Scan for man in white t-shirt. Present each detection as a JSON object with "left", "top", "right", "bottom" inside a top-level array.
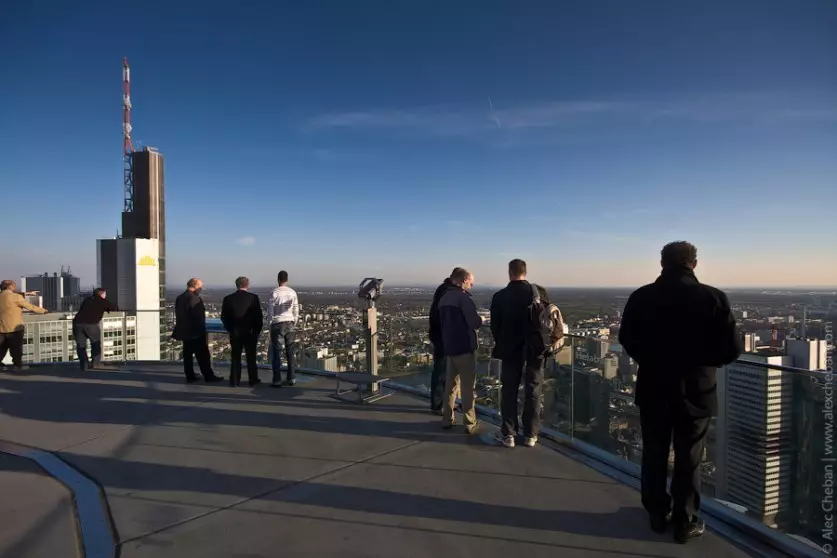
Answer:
[{"left": 267, "top": 270, "right": 299, "bottom": 387}]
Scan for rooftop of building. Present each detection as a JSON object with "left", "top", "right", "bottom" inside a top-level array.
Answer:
[{"left": 0, "top": 363, "right": 780, "bottom": 558}]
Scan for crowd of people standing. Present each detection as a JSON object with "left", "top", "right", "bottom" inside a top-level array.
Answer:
[
  {"left": 427, "top": 242, "right": 742, "bottom": 544},
  {"left": 3, "top": 241, "right": 743, "bottom": 544}
]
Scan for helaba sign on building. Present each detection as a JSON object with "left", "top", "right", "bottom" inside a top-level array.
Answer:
[{"left": 138, "top": 255, "right": 157, "bottom": 267}]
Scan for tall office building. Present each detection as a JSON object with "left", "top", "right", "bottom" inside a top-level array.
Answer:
[
  {"left": 722, "top": 353, "right": 794, "bottom": 526},
  {"left": 122, "top": 147, "right": 166, "bottom": 307},
  {"left": 786, "top": 339, "right": 828, "bottom": 371},
  {"left": 19, "top": 268, "right": 81, "bottom": 311},
  {"left": 790, "top": 340, "right": 830, "bottom": 543},
  {"left": 96, "top": 238, "right": 161, "bottom": 360}
]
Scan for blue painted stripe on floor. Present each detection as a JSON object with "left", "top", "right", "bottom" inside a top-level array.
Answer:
[{"left": 0, "top": 441, "right": 115, "bottom": 558}]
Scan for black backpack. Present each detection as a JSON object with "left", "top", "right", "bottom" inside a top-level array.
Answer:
[{"left": 529, "top": 283, "right": 566, "bottom": 356}]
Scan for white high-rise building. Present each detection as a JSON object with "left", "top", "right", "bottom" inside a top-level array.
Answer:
[
  {"left": 721, "top": 353, "right": 794, "bottom": 525},
  {"left": 786, "top": 339, "right": 828, "bottom": 371},
  {"left": 96, "top": 238, "right": 161, "bottom": 361}
]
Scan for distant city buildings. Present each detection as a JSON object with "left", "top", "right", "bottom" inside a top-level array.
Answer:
[
  {"left": 0, "top": 311, "right": 138, "bottom": 365},
  {"left": 716, "top": 338, "right": 829, "bottom": 528},
  {"left": 19, "top": 268, "right": 82, "bottom": 312}
]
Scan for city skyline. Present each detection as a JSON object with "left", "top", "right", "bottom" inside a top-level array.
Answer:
[{"left": 1, "top": 1, "right": 835, "bottom": 287}]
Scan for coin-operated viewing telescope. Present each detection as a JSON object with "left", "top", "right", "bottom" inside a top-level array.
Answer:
[{"left": 357, "top": 278, "right": 384, "bottom": 304}]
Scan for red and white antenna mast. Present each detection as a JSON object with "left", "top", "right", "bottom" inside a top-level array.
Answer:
[{"left": 123, "top": 57, "right": 134, "bottom": 212}]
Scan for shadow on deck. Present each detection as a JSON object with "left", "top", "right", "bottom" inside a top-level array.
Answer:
[{"left": 0, "top": 363, "right": 769, "bottom": 558}]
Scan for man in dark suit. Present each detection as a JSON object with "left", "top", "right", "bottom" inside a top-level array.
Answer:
[
  {"left": 173, "top": 277, "right": 224, "bottom": 384},
  {"left": 221, "top": 276, "right": 263, "bottom": 387},
  {"left": 619, "top": 241, "right": 742, "bottom": 544}
]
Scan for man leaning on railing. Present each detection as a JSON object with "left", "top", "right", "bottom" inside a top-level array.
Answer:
[
  {"left": 0, "top": 279, "right": 47, "bottom": 371},
  {"left": 72, "top": 288, "right": 119, "bottom": 371},
  {"left": 619, "top": 241, "right": 743, "bottom": 544}
]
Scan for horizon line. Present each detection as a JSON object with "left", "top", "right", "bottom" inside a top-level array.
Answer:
[{"left": 187, "top": 284, "right": 837, "bottom": 291}]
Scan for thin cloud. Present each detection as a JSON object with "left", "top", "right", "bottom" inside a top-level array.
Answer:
[
  {"left": 236, "top": 236, "right": 256, "bottom": 246},
  {"left": 305, "top": 94, "right": 837, "bottom": 139},
  {"left": 306, "top": 101, "right": 619, "bottom": 136}
]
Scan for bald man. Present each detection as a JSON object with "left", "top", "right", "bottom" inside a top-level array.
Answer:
[{"left": 173, "top": 278, "right": 224, "bottom": 383}]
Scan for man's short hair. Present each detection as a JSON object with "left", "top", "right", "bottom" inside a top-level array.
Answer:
[
  {"left": 235, "top": 276, "right": 250, "bottom": 289},
  {"left": 0, "top": 280, "right": 15, "bottom": 291},
  {"left": 508, "top": 259, "right": 527, "bottom": 277},
  {"left": 93, "top": 288, "right": 106, "bottom": 297},
  {"left": 278, "top": 270, "right": 289, "bottom": 284},
  {"left": 661, "top": 241, "right": 698, "bottom": 269},
  {"left": 450, "top": 267, "right": 471, "bottom": 287},
  {"left": 187, "top": 278, "right": 200, "bottom": 289}
]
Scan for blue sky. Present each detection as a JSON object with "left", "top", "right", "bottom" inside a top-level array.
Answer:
[{"left": 1, "top": 0, "right": 835, "bottom": 288}]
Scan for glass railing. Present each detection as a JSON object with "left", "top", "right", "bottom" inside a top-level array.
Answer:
[{"left": 12, "top": 301, "right": 831, "bottom": 555}]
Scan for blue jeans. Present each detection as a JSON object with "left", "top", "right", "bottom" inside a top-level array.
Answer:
[{"left": 270, "top": 322, "right": 297, "bottom": 384}]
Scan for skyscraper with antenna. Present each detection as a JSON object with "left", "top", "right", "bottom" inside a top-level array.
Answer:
[
  {"left": 119, "top": 57, "right": 166, "bottom": 309},
  {"left": 96, "top": 57, "right": 164, "bottom": 360}
]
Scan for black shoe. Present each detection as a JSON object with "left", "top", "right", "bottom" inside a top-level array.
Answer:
[
  {"left": 285, "top": 379, "right": 296, "bottom": 386},
  {"left": 249, "top": 379, "right": 262, "bottom": 387},
  {"left": 230, "top": 381, "right": 240, "bottom": 387},
  {"left": 271, "top": 382, "right": 284, "bottom": 388},
  {"left": 673, "top": 517, "right": 705, "bottom": 544},
  {"left": 205, "top": 375, "right": 225, "bottom": 383},
  {"left": 186, "top": 376, "right": 200, "bottom": 384},
  {"left": 649, "top": 512, "right": 671, "bottom": 534}
]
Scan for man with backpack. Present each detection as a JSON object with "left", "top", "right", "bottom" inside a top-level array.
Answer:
[{"left": 490, "top": 259, "right": 564, "bottom": 448}]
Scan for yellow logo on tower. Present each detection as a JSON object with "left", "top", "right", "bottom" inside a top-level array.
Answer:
[{"left": 138, "top": 255, "right": 157, "bottom": 266}]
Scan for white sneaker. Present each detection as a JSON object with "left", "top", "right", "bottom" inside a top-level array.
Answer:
[
  {"left": 498, "top": 434, "right": 515, "bottom": 448},
  {"left": 523, "top": 436, "right": 538, "bottom": 447}
]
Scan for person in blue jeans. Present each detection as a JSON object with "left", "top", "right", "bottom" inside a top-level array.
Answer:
[{"left": 267, "top": 270, "right": 299, "bottom": 387}]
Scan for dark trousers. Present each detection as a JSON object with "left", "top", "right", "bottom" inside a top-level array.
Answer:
[
  {"left": 430, "top": 343, "right": 445, "bottom": 410},
  {"left": 500, "top": 354, "right": 545, "bottom": 438},
  {"left": 182, "top": 335, "right": 214, "bottom": 381},
  {"left": 0, "top": 331, "right": 24, "bottom": 367},
  {"left": 270, "top": 322, "right": 296, "bottom": 384},
  {"left": 230, "top": 333, "right": 259, "bottom": 385},
  {"left": 73, "top": 323, "right": 101, "bottom": 369},
  {"left": 640, "top": 403, "right": 710, "bottom": 523}
]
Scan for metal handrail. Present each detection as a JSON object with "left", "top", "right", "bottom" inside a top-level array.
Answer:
[{"left": 88, "top": 310, "right": 827, "bottom": 375}]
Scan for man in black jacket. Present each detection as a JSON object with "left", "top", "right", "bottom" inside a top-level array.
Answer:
[
  {"left": 173, "top": 278, "right": 224, "bottom": 383},
  {"left": 619, "top": 241, "right": 742, "bottom": 544},
  {"left": 73, "top": 288, "right": 119, "bottom": 371},
  {"left": 490, "top": 259, "right": 546, "bottom": 448},
  {"left": 428, "top": 269, "right": 463, "bottom": 413},
  {"left": 221, "top": 277, "right": 263, "bottom": 387}
]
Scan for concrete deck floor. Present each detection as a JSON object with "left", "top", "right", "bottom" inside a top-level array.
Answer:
[{"left": 0, "top": 363, "right": 774, "bottom": 558}]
